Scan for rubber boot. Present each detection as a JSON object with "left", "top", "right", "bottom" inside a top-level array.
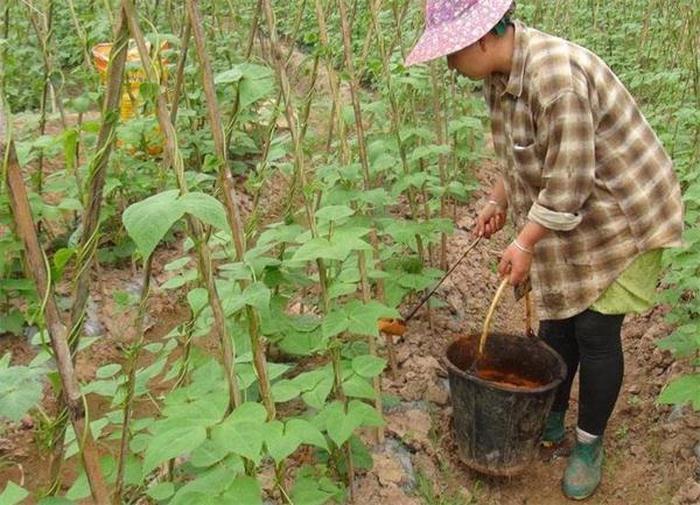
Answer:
[
  {"left": 562, "top": 437, "right": 604, "bottom": 500},
  {"left": 542, "top": 410, "right": 566, "bottom": 447}
]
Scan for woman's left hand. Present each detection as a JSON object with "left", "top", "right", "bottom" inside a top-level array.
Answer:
[{"left": 498, "top": 242, "right": 532, "bottom": 286}]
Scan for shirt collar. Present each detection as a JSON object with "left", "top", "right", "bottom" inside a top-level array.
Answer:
[{"left": 502, "top": 20, "right": 528, "bottom": 98}]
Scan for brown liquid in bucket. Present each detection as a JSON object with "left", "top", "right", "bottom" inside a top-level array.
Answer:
[
  {"left": 445, "top": 333, "right": 567, "bottom": 476},
  {"left": 474, "top": 366, "right": 547, "bottom": 390}
]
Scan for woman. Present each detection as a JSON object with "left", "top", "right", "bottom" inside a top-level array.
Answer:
[{"left": 405, "top": 0, "right": 683, "bottom": 500}]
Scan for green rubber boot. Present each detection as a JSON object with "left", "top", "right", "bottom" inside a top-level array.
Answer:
[
  {"left": 542, "top": 410, "right": 566, "bottom": 447},
  {"left": 562, "top": 437, "right": 604, "bottom": 500}
]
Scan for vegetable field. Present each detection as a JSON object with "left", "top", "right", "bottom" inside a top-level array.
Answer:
[{"left": 0, "top": 1, "right": 698, "bottom": 504}]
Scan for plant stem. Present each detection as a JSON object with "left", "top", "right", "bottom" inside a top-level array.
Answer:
[{"left": 113, "top": 254, "right": 153, "bottom": 504}]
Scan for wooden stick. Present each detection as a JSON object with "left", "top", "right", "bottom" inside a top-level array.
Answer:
[
  {"left": 186, "top": 0, "right": 275, "bottom": 421},
  {"left": 69, "top": 9, "right": 129, "bottom": 349},
  {"left": 121, "top": 0, "right": 242, "bottom": 412},
  {"left": 3, "top": 129, "right": 110, "bottom": 504},
  {"left": 47, "top": 10, "right": 129, "bottom": 491},
  {"left": 336, "top": 0, "right": 387, "bottom": 447},
  {"left": 525, "top": 291, "right": 534, "bottom": 338}
]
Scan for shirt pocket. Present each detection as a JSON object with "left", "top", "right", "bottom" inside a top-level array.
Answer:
[{"left": 511, "top": 142, "right": 543, "bottom": 190}]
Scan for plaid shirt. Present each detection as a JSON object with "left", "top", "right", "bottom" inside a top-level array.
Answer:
[{"left": 484, "top": 21, "right": 683, "bottom": 320}]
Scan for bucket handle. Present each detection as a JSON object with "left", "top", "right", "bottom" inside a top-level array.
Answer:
[{"left": 478, "top": 277, "right": 536, "bottom": 356}]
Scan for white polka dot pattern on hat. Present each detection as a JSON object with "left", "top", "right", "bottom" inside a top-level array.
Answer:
[{"left": 406, "top": 0, "right": 513, "bottom": 66}]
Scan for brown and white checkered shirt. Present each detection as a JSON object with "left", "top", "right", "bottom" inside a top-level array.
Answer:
[{"left": 484, "top": 21, "right": 683, "bottom": 320}]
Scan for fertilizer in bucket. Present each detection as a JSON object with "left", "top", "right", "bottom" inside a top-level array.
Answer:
[{"left": 443, "top": 280, "right": 567, "bottom": 476}]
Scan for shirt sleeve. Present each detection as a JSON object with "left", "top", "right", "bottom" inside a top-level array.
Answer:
[{"left": 527, "top": 91, "right": 595, "bottom": 231}]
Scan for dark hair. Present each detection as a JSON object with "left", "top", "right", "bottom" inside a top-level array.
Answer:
[{"left": 490, "top": 2, "right": 516, "bottom": 37}]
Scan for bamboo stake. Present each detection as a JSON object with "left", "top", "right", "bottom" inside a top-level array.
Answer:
[
  {"left": 121, "top": 0, "right": 242, "bottom": 412},
  {"left": 336, "top": 0, "right": 389, "bottom": 444},
  {"left": 365, "top": 0, "right": 426, "bottom": 262},
  {"left": 46, "top": 12, "right": 129, "bottom": 490},
  {"left": 430, "top": 63, "right": 449, "bottom": 271},
  {"left": 0, "top": 2, "right": 10, "bottom": 105},
  {"left": 169, "top": 19, "right": 191, "bottom": 125},
  {"left": 66, "top": 0, "right": 93, "bottom": 70},
  {"left": 186, "top": 0, "right": 275, "bottom": 421},
  {"left": 259, "top": 0, "right": 355, "bottom": 491},
  {"left": 69, "top": 11, "right": 129, "bottom": 352},
  {"left": 2, "top": 123, "right": 110, "bottom": 504},
  {"left": 27, "top": 0, "right": 56, "bottom": 195},
  {"left": 313, "top": 0, "right": 349, "bottom": 162}
]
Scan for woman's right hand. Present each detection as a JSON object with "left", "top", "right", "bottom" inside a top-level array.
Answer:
[{"left": 475, "top": 201, "right": 507, "bottom": 238}]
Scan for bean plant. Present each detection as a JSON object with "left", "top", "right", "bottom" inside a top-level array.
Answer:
[{"left": 0, "top": 0, "right": 698, "bottom": 504}]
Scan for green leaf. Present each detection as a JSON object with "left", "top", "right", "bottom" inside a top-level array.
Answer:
[
  {"left": 321, "top": 310, "right": 349, "bottom": 339},
  {"left": 0, "top": 310, "right": 25, "bottom": 336},
  {"left": 349, "top": 399, "right": 384, "bottom": 427},
  {"left": 291, "top": 237, "right": 346, "bottom": 263},
  {"left": 0, "top": 482, "right": 28, "bottom": 505},
  {"left": 351, "top": 355, "right": 387, "bottom": 379},
  {"left": 96, "top": 364, "right": 121, "bottom": 379},
  {"left": 53, "top": 247, "right": 75, "bottom": 279},
  {"left": 299, "top": 368, "right": 334, "bottom": 410},
  {"left": 241, "top": 282, "right": 271, "bottom": 311},
  {"left": 237, "top": 63, "right": 275, "bottom": 109},
  {"left": 221, "top": 476, "right": 262, "bottom": 505},
  {"left": 164, "top": 256, "right": 191, "bottom": 271},
  {"left": 179, "top": 191, "right": 228, "bottom": 231},
  {"left": 210, "top": 403, "right": 267, "bottom": 463},
  {"left": 189, "top": 439, "right": 231, "bottom": 468},
  {"left": 0, "top": 365, "right": 46, "bottom": 421},
  {"left": 345, "top": 300, "right": 400, "bottom": 337},
  {"left": 142, "top": 426, "right": 207, "bottom": 477},
  {"left": 324, "top": 401, "right": 363, "bottom": 447},
  {"left": 329, "top": 226, "right": 372, "bottom": 253},
  {"left": 263, "top": 420, "right": 303, "bottom": 463},
  {"left": 187, "top": 288, "right": 209, "bottom": 314},
  {"left": 291, "top": 473, "right": 341, "bottom": 505},
  {"left": 123, "top": 190, "right": 182, "bottom": 259},
  {"left": 342, "top": 374, "right": 377, "bottom": 399},
  {"left": 658, "top": 374, "right": 700, "bottom": 410},
  {"left": 271, "top": 380, "right": 301, "bottom": 403},
  {"left": 315, "top": 205, "right": 354, "bottom": 222},
  {"left": 146, "top": 482, "right": 174, "bottom": 501},
  {"left": 214, "top": 67, "right": 244, "bottom": 84},
  {"left": 169, "top": 460, "right": 243, "bottom": 505},
  {"left": 286, "top": 418, "right": 328, "bottom": 451},
  {"left": 37, "top": 498, "right": 74, "bottom": 505}
]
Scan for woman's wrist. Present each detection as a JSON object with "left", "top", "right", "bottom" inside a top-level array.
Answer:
[
  {"left": 487, "top": 196, "right": 507, "bottom": 210},
  {"left": 512, "top": 238, "right": 533, "bottom": 255}
]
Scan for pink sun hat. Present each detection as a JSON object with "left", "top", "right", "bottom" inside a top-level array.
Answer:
[{"left": 405, "top": 0, "right": 514, "bottom": 66}]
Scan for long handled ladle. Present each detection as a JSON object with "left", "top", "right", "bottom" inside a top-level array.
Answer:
[{"left": 378, "top": 235, "right": 483, "bottom": 337}]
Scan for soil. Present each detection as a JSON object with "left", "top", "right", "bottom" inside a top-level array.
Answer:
[{"left": 2, "top": 46, "right": 699, "bottom": 505}]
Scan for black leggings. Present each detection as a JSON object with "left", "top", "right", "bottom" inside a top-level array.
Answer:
[{"left": 539, "top": 309, "right": 625, "bottom": 436}]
